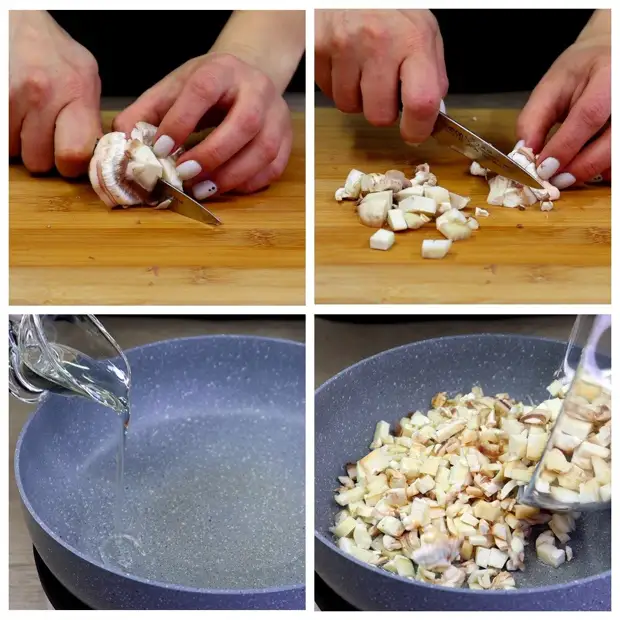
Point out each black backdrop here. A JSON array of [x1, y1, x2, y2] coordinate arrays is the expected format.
[[49, 9, 593, 97]]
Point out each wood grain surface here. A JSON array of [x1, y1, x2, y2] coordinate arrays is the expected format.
[[315, 108, 611, 304], [10, 111, 305, 305]]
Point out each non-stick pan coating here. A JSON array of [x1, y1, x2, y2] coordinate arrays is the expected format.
[[315, 334, 610, 611], [16, 335, 305, 609]]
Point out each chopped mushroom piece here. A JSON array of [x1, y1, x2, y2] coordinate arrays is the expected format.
[[331, 384, 600, 590], [369, 229, 395, 251], [421, 239, 452, 259]]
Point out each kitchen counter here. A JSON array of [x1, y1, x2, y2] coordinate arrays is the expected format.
[[9, 316, 305, 610]]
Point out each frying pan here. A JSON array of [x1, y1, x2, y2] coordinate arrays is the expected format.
[[15, 335, 305, 610], [315, 334, 611, 611]]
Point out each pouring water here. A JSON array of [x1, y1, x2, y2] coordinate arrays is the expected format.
[[9, 314, 144, 569]]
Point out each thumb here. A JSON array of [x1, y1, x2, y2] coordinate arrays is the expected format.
[[54, 98, 103, 178]]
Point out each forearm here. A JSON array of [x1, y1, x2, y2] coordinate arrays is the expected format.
[[210, 10, 305, 92], [578, 8, 610, 41]]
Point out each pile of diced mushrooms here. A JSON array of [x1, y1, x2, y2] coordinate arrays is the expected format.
[[334, 146, 561, 259], [331, 377, 611, 590]]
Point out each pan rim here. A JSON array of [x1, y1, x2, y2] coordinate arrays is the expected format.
[[314, 332, 611, 596], [15, 334, 306, 598]]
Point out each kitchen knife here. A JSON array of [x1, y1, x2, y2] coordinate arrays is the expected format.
[[156, 179, 222, 226], [431, 112, 545, 189]]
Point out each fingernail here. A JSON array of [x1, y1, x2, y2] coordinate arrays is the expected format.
[[176, 160, 202, 181], [193, 179, 218, 200], [439, 100, 446, 114], [514, 139, 525, 150], [549, 172, 576, 189], [152, 135, 175, 158], [536, 157, 560, 180], [588, 174, 604, 184]]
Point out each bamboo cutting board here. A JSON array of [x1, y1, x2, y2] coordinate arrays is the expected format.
[[10, 111, 305, 305], [315, 108, 610, 304]]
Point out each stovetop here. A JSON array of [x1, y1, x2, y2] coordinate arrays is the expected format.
[[33, 547, 92, 610], [314, 573, 357, 611]]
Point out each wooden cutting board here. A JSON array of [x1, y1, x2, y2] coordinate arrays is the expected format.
[[10, 111, 305, 305], [315, 108, 610, 304]]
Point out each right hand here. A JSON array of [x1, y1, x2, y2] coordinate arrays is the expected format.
[[315, 9, 448, 144], [9, 11, 102, 177]]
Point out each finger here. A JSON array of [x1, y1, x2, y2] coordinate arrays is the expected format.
[[516, 67, 571, 154], [331, 54, 362, 114], [601, 168, 611, 182], [204, 104, 289, 194], [315, 53, 334, 100], [399, 50, 444, 144], [151, 64, 228, 159], [113, 79, 183, 135], [549, 125, 611, 189], [20, 106, 57, 173], [535, 68, 610, 180], [9, 95, 26, 157], [174, 90, 265, 184], [360, 58, 399, 126], [235, 127, 294, 194], [54, 98, 103, 177]]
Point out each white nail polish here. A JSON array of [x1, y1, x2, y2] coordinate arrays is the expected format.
[[152, 135, 175, 158], [549, 172, 576, 189], [439, 100, 446, 114], [514, 139, 525, 150], [176, 160, 202, 181], [536, 157, 561, 180], [193, 180, 218, 200]]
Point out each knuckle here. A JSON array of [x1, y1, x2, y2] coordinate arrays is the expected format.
[[259, 134, 280, 163], [332, 30, 351, 54], [403, 93, 440, 119], [239, 105, 263, 136], [24, 71, 52, 106], [579, 96, 609, 130], [188, 68, 221, 101], [361, 20, 391, 45]]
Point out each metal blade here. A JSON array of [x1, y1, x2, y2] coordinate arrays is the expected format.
[[431, 112, 545, 189], [157, 179, 222, 226]]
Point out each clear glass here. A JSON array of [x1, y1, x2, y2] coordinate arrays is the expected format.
[[9, 314, 131, 421], [519, 314, 611, 512]]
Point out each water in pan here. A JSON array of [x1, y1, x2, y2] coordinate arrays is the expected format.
[[22, 343, 137, 554], [74, 411, 305, 589]]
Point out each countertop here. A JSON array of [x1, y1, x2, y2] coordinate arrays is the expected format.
[[10, 95, 305, 306], [9, 316, 305, 610]]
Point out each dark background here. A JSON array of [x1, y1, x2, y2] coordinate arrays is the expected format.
[[49, 10, 305, 95], [49, 9, 593, 97]]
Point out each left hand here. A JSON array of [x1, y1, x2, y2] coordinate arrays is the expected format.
[[516, 19, 610, 189], [114, 53, 293, 197]]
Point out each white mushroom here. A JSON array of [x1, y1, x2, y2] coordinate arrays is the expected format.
[[89, 121, 183, 208]]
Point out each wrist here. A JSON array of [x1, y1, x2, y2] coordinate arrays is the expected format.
[[577, 9, 610, 43]]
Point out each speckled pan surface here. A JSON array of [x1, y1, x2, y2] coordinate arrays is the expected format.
[[315, 334, 611, 611], [16, 335, 305, 610]]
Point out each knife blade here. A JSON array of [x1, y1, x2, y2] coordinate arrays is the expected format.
[[431, 112, 545, 189], [156, 179, 222, 226]]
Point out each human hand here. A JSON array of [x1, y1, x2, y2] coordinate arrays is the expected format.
[[9, 10, 102, 177], [516, 10, 611, 188], [315, 9, 448, 143], [114, 53, 293, 197]]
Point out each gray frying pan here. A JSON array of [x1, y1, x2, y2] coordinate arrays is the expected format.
[[15, 335, 305, 610], [315, 334, 610, 611]]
